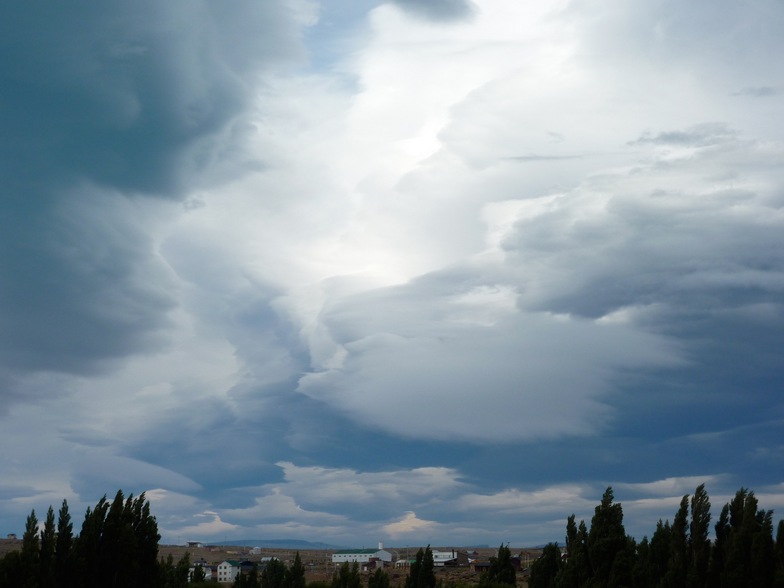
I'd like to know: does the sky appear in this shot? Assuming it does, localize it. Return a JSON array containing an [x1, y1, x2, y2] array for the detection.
[[1, 0, 783, 549]]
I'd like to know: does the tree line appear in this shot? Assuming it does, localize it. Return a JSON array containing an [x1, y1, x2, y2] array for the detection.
[[0, 489, 199, 588], [530, 484, 784, 588]]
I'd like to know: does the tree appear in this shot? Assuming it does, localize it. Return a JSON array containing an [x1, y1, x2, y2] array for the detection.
[[287, 552, 306, 588], [586, 487, 627, 587], [192, 562, 207, 583], [405, 547, 435, 588], [479, 544, 516, 587], [555, 515, 590, 588], [262, 558, 288, 588], [774, 519, 784, 588], [21, 508, 40, 588], [662, 495, 689, 588], [687, 484, 711, 588], [529, 543, 561, 588], [368, 568, 389, 588], [56, 499, 74, 588], [39, 506, 56, 588], [332, 562, 361, 588]]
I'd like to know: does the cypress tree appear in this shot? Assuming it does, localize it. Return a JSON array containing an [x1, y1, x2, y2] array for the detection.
[[687, 484, 711, 588], [586, 487, 626, 587], [21, 509, 40, 588], [39, 506, 56, 588], [56, 499, 74, 588]]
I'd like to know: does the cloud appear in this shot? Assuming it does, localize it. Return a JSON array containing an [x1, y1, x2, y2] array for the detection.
[[387, 0, 476, 22], [299, 277, 680, 442], [382, 511, 440, 539]]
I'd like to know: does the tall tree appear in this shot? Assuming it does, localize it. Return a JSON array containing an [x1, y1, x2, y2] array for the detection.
[[529, 543, 561, 588], [404, 547, 435, 588], [774, 519, 784, 588], [286, 552, 306, 588], [687, 484, 711, 588], [586, 487, 627, 587], [21, 509, 40, 588], [662, 495, 689, 588], [332, 562, 361, 588], [480, 544, 516, 587], [368, 568, 389, 588], [56, 499, 74, 588], [39, 506, 56, 588], [263, 558, 288, 588], [650, 519, 672, 587]]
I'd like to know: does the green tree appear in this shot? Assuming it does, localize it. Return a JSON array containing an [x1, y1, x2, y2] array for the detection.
[[56, 499, 74, 588], [21, 509, 40, 588], [586, 487, 627, 588], [529, 543, 561, 588], [479, 544, 516, 587], [687, 484, 711, 588], [405, 547, 435, 588], [39, 506, 56, 588], [332, 562, 361, 588], [287, 552, 306, 588], [192, 562, 208, 583], [662, 495, 689, 588], [555, 515, 591, 588], [368, 568, 390, 588], [263, 558, 288, 588]]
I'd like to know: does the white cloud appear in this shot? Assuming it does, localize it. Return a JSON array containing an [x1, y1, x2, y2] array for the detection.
[[382, 511, 441, 539]]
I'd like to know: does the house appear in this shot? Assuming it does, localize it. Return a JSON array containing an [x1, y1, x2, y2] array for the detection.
[[432, 550, 469, 567], [217, 560, 243, 583], [332, 548, 393, 565]]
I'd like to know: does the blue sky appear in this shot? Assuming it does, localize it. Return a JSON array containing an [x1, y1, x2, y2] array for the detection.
[[1, 0, 783, 548]]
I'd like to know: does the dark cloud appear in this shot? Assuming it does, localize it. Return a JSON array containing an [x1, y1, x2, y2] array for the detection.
[[0, 2, 308, 404], [388, 0, 476, 22], [0, 1, 304, 197]]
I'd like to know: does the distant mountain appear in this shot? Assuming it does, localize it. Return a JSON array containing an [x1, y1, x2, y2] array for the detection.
[[210, 539, 345, 550]]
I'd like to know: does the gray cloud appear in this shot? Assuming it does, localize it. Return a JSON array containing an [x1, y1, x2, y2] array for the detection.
[[733, 86, 780, 97], [388, 0, 476, 22], [0, 2, 310, 405], [628, 122, 737, 147]]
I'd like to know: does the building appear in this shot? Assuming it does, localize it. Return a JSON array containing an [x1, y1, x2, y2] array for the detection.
[[432, 550, 469, 567], [332, 548, 393, 565], [217, 559, 253, 583]]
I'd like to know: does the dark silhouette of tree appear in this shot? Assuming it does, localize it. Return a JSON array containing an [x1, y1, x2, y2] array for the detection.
[[21, 509, 40, 588], [662, 495, 689, 588], [529, 543, 561, 588], [687, 483, 711, 588], [555, 515, 591, 588], [586, 487, 627, 587], [405, 547, 435, 588], [287, 552, 306, 588], [191, 561, 207, 583], [479, 544, 516, 587], [368, 568, 389, 588], [332, 562, 361, 588], [774, 519, 784, 588], [263, 558, 288, 588], [39, 506, 56, 588], [56, 499, 74, 588]]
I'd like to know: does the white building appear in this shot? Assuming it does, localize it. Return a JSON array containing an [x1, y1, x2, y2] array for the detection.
[[332, 548, 393, 565], [217, 560, 241, 583]]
